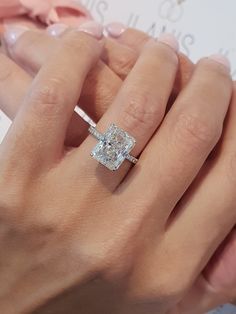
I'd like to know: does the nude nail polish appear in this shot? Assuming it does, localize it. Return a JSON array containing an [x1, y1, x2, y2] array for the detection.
[[3, 24, 29, 47], [47, 23, 68, 37], [158, 33, 179, 52], [105, 22, 127, 38], [77, 21, 104, 39], [208, 54, 231, 71]]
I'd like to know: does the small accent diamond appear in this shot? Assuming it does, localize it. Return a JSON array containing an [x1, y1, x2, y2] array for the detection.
[[88, 126, 103, 141], [91, 124, 136, 171]]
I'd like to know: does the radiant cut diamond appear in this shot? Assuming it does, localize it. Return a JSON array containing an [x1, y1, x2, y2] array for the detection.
[[91, 124, 136, 171]]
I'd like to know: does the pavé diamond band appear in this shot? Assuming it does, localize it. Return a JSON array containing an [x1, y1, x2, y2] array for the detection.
[[88, 124, 138, 171]]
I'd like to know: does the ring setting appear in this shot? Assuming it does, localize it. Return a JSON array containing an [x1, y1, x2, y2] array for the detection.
[[89, 124, 138, 171]]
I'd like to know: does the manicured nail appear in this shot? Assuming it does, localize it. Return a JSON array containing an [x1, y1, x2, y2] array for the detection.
[[77, 21, 104, 39], [158, 33, 179, 52], [105, 22, 126, 38], [208, 54, 231, 70], [47, 23, 68, 37], [3, 24, 29, 47]]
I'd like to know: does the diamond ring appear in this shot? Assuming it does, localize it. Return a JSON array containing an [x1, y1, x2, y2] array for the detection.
[[89, 124, 138, 171]]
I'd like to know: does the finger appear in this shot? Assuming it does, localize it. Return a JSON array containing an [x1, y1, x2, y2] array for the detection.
[[104, 24, 150, 81], [4, 27, 56, 74], [164, 79, 236, 289], [176, 228, 236, 314], [106, 24, 150, 53], [73, 35, 179, 190], [4, 28, 104, 170], [106, 24, 194, 93], [121, 56, 232, 300], [3, 26, 122, 121]]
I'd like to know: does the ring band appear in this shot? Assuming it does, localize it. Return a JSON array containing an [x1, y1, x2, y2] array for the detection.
[[89, 124, 138, 171]]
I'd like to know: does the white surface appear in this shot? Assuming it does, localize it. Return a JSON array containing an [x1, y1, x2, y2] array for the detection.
[[0, 1, 236, 312], [83, 0, 236, 77]]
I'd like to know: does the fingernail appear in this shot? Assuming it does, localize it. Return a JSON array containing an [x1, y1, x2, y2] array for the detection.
[[208, 54, 231, 70], [158, 33, 179, 52], [47, 23, 68, 37], [3, 24, 29, 47], [105, 22, 126, 38], [77, 21, 104, 39]]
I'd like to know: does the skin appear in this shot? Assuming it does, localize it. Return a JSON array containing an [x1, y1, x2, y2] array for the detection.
[[0, 27, 235, 313]]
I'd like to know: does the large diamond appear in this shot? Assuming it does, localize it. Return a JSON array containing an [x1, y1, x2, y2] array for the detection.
[[91, 124, 136, 171]]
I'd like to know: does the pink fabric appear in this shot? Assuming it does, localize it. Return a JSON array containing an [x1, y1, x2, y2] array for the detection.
[[0, 0, 92, 32]]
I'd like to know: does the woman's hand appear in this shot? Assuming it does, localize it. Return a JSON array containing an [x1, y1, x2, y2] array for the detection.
[[1, 23, 236, 313], [0, 23, 234, 314], [1, 22, 193, 148]]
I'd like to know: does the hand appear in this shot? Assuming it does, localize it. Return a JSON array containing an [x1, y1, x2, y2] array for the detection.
[[1, 22, 192, 148], [0, 23, 234, 314], [2, 24, 236, 313]]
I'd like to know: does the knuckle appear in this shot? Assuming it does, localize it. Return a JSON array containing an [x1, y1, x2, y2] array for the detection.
[[122, 90, 163, 132], [113, 51, 138, 77], [174, 112, 221, 150], [30, 77, 67, 115]]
